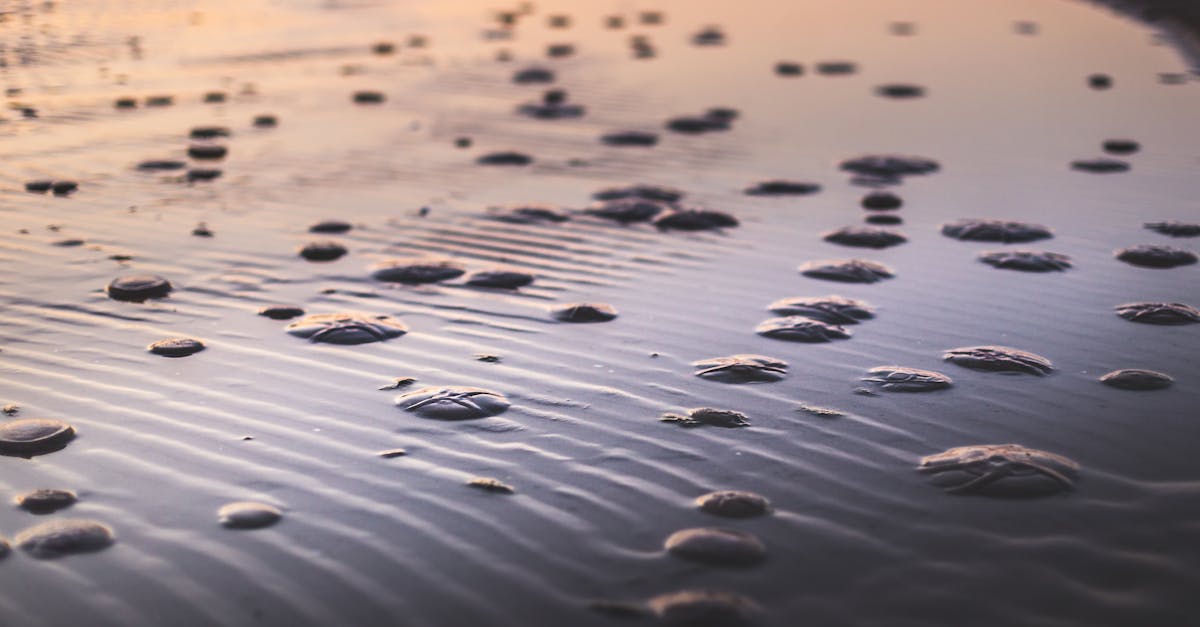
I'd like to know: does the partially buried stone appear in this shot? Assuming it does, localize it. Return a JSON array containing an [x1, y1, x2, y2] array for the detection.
[[943, 346, 1054, 375], [799, 259, 894, 283], [862, 191, 902, 210], [190, 126, 231, 139], [743, 180, 821, 196], [585, 198, 668, 224], [941, 219, 1052, 243], [467, 477, 514, 494], [816, 60, 857, 75], [1071, 158, 1129, 173], [775, 61, 803, 76], [692, 354, 788, 383], [592, 184, 683, 203], [51, 181, 78, 196], [378, 448, 407, 458], [477, 151, 533, 165], [187, 169, 222, 182], [257, 305, 304, 320], [1103, 139, 1139, 155], [396, 386, 511, 420], [660, 408, 749, 428], [862, 366, 953, 392], [285, 313, 408, 344], [1088, 74, 1112, 89], [352, 90, 386, 104], [654, 208, 738, 231], [840, 154, 939, 178], [550, 302, 618, 322], [16, 489, 77, 514], [1144, 221, 1200, 237], [756, 316, 850, 342], [767, 295, 874, 324], [1115, 302, 1199, 325], [25, 180, 53, 193], [309, 220, 352, 234], [465, 270, 534, 289], [876, 83, 925, 98], [694, 491, 770, 518], [148, 337, 206, 357], [106, 275, 172, 301], [664, 528, 765, 566], [15, 519, 114, 558], [919, 444, 1078, 496], [253, 114, 278, 128], [866, 214, 902, 225], [647, 590, 762, 626], [823, 226, 906, 249], [371, 259, 465, 284], [218, 502, 282, 529], [665, 115, 727, 133], [691, 25, 726, 46], [299, 241, 348, 262], [600, 130, 658, 147], [1099, 369, 1173, 390], [978, 250, 1072, 272], [513, 67, 555, 84], [187, 144, 227, 160], [137, 160, 187, 171], [488, 204, 570, 224], [1115, 245, 1197, 268]]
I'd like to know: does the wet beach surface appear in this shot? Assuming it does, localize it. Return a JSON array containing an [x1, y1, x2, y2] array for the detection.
[[1, 1, 1199, 626]]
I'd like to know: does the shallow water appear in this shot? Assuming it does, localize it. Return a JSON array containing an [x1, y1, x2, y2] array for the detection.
[[1, 1, 1198, 626]]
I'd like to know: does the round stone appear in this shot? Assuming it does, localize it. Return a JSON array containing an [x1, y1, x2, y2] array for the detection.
[[477, 152, 533, 166], [257, 305, 305, 320], [550, 303, 618, 322], [978, 250, 1072, 272], [654, 209, 738, 231], [0, 419, 76, 457], [664, 528, 766, 566], [16, 489, 78, 514], [823, 226, 907, 249], [1115, 245, 1197, 268], [1071, 158, 1129, 173], [875, 83, 925, 98], [647, 590, 762, 627], [694, 491, 771, 518], [106, 275, 172, 302], [862, 366, 953, 392], [465, 270, 534, 289], [862, 191, 902, 210], [755, 316, 850, 342], [395, 386, 511, 420], [1115, 302, 1199, 325], [1099, 369, 1173, 390], [743, 180, 821, 196], [585, 199, 668, 224], [943, 346, 1054, 375], [187, 144, 227, 160], [692, 355, 788, 383], [798, 259, 894, 283], [218, 502, 282, 529], [1103, 139, 1140, 155], [299, 241, 348, 262], [309, 220, 352, 234], [15, 519, 114, 558], [941, 219, 1052, 243], [371, 260, 465, 284], [285, 313, 407, 344], [1144, 221, 1200, 237], [147, 337, 206, 357], [767, 295, 874, 324]]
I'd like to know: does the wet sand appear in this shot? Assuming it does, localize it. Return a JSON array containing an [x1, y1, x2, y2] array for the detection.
[[1, 1, 1199, 626]]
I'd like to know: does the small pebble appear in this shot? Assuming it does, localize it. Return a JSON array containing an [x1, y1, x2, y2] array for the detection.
[[218, 502, 282, 529]]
